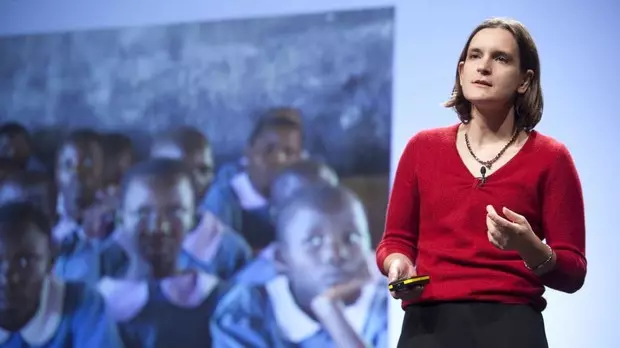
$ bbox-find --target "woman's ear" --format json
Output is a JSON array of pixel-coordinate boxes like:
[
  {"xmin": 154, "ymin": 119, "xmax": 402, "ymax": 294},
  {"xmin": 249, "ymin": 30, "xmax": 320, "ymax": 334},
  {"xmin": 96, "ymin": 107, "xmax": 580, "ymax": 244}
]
[{"xmin": 517, "ymin": 69, "xmax": 534, "ymax": 94}]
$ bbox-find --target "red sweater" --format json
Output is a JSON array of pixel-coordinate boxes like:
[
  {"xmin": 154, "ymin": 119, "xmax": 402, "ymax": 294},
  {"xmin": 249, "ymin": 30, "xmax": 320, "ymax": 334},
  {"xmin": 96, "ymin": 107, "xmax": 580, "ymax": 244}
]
[{"xmin": 376, "ymin": 124, "xmax": 587, "ymax": 311}]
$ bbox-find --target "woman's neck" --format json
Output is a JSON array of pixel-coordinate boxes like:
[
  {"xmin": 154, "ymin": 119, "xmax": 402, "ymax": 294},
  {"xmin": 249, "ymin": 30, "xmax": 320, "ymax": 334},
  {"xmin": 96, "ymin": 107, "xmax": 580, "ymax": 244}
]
[{"xmin": 467, "ymin": 105, "xmax": 517, "ymax": 147}]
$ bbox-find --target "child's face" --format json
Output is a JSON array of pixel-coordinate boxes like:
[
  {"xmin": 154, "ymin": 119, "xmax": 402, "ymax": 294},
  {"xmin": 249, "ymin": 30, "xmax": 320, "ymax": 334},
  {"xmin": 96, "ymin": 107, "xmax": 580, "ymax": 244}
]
[
  {"xmin": 278, "ymin": 199, "xmax": 370, "ymax": 304},
  {"xmin": 0, "ymin": 183, "xmax": 56, "ymax": 223},
  {"xmin": 56, "ymin": 141, "xmax": 104, "ymax": 219},
  {"xmin": 0, "ymin": 222, "xmax": 51, "ymax": 313},
  {"xmin": 121, "ymin": 176, "xmax": 195, "ymax": 267},
  {"xmin": 152, "ymin": 144, "xmax": 214, "ymax": 200},
  {"xmin": 247, "ymin": 127, "xmax": 302, "ymax": 196},
  {"xmin": 0, "ymin": 134, "xmax": 29, "ymax": 165}
]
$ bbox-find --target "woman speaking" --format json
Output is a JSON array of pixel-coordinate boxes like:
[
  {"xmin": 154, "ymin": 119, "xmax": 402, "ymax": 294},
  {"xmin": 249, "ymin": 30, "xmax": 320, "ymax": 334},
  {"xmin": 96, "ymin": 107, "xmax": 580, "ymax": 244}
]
[{"xmin": 376, "ymin": 17, "xmax": 586, "ymax": 348}]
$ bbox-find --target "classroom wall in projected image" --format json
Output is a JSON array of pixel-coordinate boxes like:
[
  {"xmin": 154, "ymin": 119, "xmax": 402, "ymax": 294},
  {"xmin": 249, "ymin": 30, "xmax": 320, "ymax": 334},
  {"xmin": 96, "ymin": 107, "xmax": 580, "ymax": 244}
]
[{"xmin": 0, "ymin": 7, "xmax": 394, "ymax": 347}]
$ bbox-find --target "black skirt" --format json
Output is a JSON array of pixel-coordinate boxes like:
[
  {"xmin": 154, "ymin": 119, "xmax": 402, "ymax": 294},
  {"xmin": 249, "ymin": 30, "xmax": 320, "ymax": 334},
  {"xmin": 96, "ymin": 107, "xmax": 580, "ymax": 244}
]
[{"xmin": 397, "ymin": 301, "xmax": 549, "ymax": 348}]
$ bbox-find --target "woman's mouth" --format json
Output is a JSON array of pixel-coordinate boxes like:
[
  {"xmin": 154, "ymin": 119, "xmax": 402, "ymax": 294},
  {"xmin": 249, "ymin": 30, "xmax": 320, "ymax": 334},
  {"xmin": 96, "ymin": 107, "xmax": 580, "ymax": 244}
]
[{"xmin": 473, "ymin": 79, "xmax": 492, "ymax": 87}]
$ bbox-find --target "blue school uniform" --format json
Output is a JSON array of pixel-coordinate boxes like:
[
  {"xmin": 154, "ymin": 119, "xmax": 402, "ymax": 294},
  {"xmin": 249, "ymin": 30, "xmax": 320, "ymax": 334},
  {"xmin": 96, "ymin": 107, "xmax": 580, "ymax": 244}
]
[
  {"xmin": 210, "ymin": 275, "xmax": 388, "ymax": 348},
  {"xmin": 0, "ymin": 277, "xmax": 124, "ymax": 348},
  {"xmin": 53, "ymin": 218, "xmax": 128, "ymax": 285},
  {"xmin": 212, "ymin": 161, "xmax": 245, "ymax": 187},
  {"xmin": 98, "ymin": 272, "xmax": 223, "ymax": 348},
  {"xmin": 231, "ymin": 243, "xmax": 279, "ymax": 285},
  {"xmin": 201, "ymin": 171, "xmax": 275, "ymax": 251},
  {"xmin": 183, "ymin": 211, "xmax": 252, "ymax": 280},
  {"xmin": 198, "ymin": 161, "xmax": 243, "ymax": 213}
]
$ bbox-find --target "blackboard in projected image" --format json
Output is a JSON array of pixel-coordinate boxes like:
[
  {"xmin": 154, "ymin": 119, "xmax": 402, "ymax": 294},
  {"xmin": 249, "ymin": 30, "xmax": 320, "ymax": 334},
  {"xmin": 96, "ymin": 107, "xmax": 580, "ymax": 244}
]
[{"xmin": 0, "ymin": 7, "xmax": 394, "ymax": 176}]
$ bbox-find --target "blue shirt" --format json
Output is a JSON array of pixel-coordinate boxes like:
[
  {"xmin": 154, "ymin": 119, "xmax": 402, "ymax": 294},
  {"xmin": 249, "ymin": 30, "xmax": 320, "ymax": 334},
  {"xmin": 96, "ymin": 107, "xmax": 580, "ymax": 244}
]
[
  {"xmin": 201, "ymin": 171, "xmax": 274, "ymax": 251},
  {"xmin": 210, "ymin": 276, "xmax": 388, "ymax": 348},
  {"xmin": 52, "ymin": 218, "xmax": 128, "ymax": 286},
  {"xmin": 231, "ymin": 244, "xmax": 278, "ymax": 285},
  {"xmin": 98, "ymin": 272, "xmax": 223, "ymax": 348},
  {"xmin": 0, "ymin": 278, "xmax": 124, "ymax": 348},
  {"xmin": 183, "ymin": 212, "xmax": 252, "ymax": 280}
]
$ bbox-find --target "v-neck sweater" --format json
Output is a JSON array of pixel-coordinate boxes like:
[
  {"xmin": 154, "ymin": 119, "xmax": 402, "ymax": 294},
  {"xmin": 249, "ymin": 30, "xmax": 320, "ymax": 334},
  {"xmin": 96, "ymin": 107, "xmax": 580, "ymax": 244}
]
[{"xmin": 376, "ymin": 124, "xmax": 587, "ymax": 311}]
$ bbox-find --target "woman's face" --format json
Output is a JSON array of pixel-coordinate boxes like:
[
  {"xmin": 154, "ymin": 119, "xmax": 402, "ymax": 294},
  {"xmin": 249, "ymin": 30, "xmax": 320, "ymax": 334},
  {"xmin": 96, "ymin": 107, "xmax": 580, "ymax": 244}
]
[{"xmin": 459, "ymin": 28, "xmax": 531, "ymax": 109}]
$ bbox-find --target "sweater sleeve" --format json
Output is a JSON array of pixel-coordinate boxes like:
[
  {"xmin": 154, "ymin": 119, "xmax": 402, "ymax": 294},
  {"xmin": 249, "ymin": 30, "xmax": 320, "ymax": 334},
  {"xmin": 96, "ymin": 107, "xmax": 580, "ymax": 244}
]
[
  {"xmin": 375, "ymin": 135, "xmax": 420, "ymax": 275},
  {"xmin": 539, "ymin": 144, "xmax": 587, "ymax": 293}
]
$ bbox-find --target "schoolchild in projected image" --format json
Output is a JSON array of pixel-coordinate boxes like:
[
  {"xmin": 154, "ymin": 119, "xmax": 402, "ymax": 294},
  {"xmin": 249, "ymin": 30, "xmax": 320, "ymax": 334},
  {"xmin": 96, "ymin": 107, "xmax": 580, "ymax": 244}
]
[
  {"xmin": 52, "ymin": 130, "xmax": 126, "ymax": 285},
  {"xmin": 232, "ymin": 158, "xmax": 339, "ymax": 286},
  {"xmin": 151, "ymin": 127, "xmax": 252, "ymax": 280},
  {"xmin": 0, "ymin": 122, "xmax": 45, "ymax": 171},
  {"xmin": 202, "ymin": 107, "xmax": 304, "ymax": 254},
  {"xmin": 211, "ymin": 185, "xmax": 387, "ymax": 348},
  {"xmin": 0, "ymin": 171, "xmax": 58, "ymax": 224},
  {"xmin": 0, "ymin": 202, "xmax": 123, "ymax": 348},
  {"xmin": 98, "ymin": 159, "xmax": 223, "ymax": 348},
  {"xmin": 101, "ymin": 132, "xmax": 136, "ymax": 198}
]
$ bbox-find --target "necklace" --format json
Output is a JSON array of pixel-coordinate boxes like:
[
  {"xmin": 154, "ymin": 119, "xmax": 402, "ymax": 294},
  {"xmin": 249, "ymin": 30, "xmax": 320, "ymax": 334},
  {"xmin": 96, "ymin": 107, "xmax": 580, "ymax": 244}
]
[{"xmin": 464, "ymin": 128, "xmax": 520, "ymax": 170}]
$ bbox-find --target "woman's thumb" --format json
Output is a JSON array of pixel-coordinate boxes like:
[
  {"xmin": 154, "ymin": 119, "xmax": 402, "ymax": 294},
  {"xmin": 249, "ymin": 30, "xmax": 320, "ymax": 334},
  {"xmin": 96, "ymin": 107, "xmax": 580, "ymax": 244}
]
[{"xmin": 387, "ymin": 260, "xmax": 401, "ymax": 282}]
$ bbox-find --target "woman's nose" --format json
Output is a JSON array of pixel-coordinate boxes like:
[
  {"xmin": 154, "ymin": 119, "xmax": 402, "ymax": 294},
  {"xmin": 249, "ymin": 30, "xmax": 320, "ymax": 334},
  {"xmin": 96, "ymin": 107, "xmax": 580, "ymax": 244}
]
[{"xmin": 476, "ymin": 60, "xmax": 492, "ymax": 75}]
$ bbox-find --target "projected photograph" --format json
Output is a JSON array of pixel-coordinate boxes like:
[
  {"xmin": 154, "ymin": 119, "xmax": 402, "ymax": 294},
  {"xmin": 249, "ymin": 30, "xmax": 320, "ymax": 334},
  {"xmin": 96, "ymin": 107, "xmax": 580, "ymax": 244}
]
[{"xmin": 0, "ymin": 6, "xmax": 393, "ymax": 348}]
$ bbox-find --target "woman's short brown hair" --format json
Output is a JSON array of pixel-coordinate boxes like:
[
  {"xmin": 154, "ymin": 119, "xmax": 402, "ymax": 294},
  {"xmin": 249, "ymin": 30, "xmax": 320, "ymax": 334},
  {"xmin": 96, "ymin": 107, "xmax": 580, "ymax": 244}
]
[{"xmin": 444, "ymin": 18, "xmax": 543, "ymax": 131}]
